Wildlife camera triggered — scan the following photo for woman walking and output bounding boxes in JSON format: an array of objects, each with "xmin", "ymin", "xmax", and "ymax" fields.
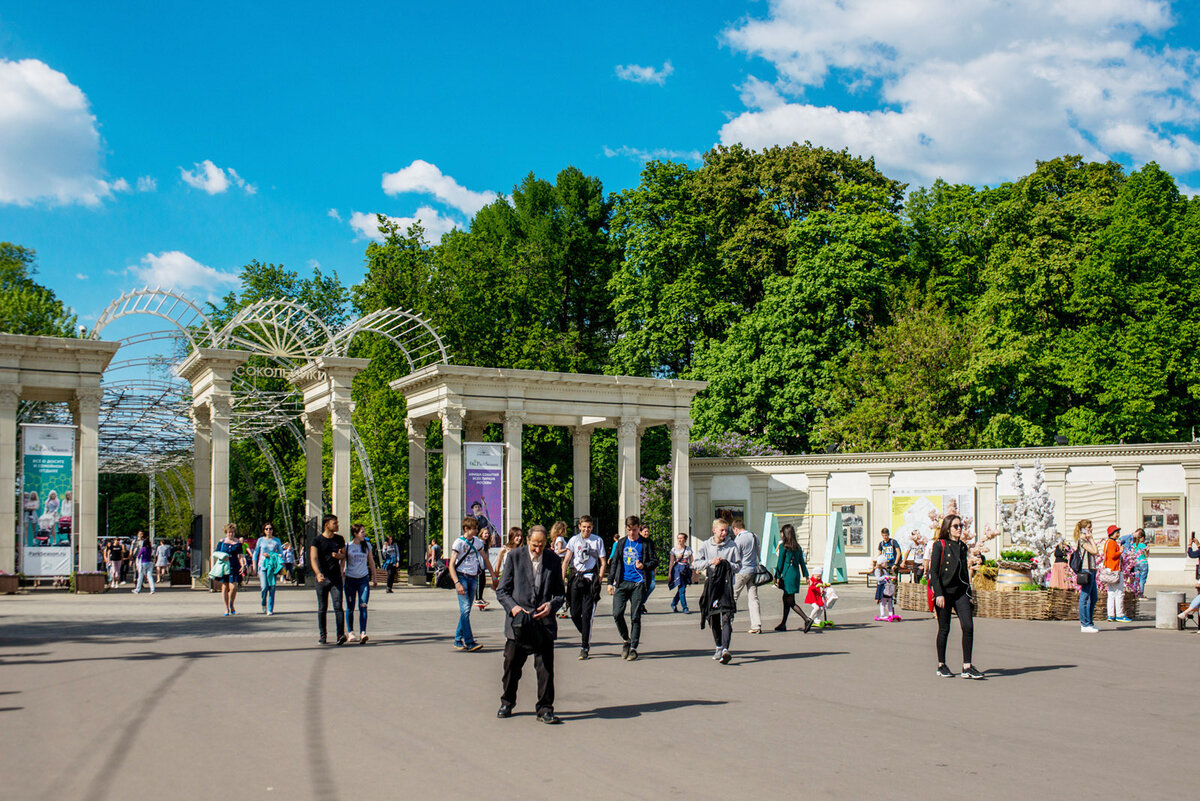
[
  {"xmin": 668, "ymin": 532, "xmax": 693, "ymax": 613},
  {"xmin": 343, "ymin": 524, "xmax": 376, "ymax": 643},
  {"xmin": 1073, "ymin": 519, "xmax": 1099, "ymax": 633},
  {"xmin": 551, "ymin": 521, "xmax": 571, "ymax": 617},
  {"xmin": 253, "ymin": 523, "xmax": 284, "ymax": 615},
  {"xmin": 1047, "ymin": 530, "xmax": 1071, "ymax": 589},
  {"xmin": 496, "ymin": 527, "xmax": 523, "ymax": 577},
  {"xmin": 1101, "ymin": 525, "xmax": 1130, "ymax": 622},
  {"xmin": 773, "ymin": 524, "xmax": 813, "ymax": 632},
  {"xmin": 930, "ymin": 514, "xmax": 983, "ymax": 678},
  {"xmin": 1128, "ymin": 529, "xmax": 1149, "ymax": 598},
  {"xmin": 104, "ymin": 537, "xmax": 124, "ymax": 588},
  {"xmin": 130, "ymin": 531, "xmax": 155, "ymax": 594},
  {"xmin": 215, "ymin": 523, "xmax": 247, "ymax": 616}
]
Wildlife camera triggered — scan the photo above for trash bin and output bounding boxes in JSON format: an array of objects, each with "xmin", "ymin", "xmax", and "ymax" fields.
[{"xmin": 1155, "ymin": 591, "xmax": 1185, "ymax": 629}]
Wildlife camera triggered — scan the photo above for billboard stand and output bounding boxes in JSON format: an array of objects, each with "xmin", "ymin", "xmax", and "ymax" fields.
[{"xmin": 19, "ymin": 424, "xmax": 77, "ymax": 577}]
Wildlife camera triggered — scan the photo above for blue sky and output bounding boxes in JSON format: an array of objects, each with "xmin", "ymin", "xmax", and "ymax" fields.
[{"xmin": 3, "ymin": 0, "xmax": 1200, "ymax": 325}]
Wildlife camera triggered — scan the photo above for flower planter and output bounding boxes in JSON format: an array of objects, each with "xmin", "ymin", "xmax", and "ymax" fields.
[
  {"xmin": 0, "ymin": 575, "xmax": 19, "ymax": 594},
  {"xmin": 995, "ymin": 564, "xmax": 1035, "ymax": 590},
  {"xmin": 74, "ymin": 572, "xmax": 106, "ymax": 594}
]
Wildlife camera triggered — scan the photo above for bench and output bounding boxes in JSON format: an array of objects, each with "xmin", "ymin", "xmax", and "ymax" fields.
[{"xmin": 859, "ymin": 566, "xmax": 914, "ymax": 587}]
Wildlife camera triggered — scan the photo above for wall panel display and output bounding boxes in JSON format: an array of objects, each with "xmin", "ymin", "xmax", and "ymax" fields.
[
  {"xmin": 1140, "ymin": 496, "xmax": 1183, "ymax": 550},
  {"xmin": 830, "ymin": 499, "xmax": 867, "ymax": 554},
  {"xmin": 712, "ymin": 500, "xmax": 746, "ymax": 526},
  {"xmin": 890, "ymin": 488, "xmax": 975, "ymax": 556}
]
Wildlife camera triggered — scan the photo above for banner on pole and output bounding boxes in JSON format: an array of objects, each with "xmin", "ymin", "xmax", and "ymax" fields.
[
  {"xmin": 463, "ymin": 443, "xmax": 504, "ymax": 552},
  {"xmin": 20, "ymin": 424, "xmax": 76, "ymax": 576}
]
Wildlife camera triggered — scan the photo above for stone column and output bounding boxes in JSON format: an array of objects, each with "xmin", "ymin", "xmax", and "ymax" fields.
[
  {"xmin": 572, "ymin": 426, "xmax": 591, "ymax": 522},
  {"xmin": 867, "ymin": 471, "xmax": 893, "ymax": 551},
  {"xmin": 806, "ymin": 471, "xmax": 830, "ymax": 558},
  {"xmin": 1184, "ymin": 462, "xmax": 1200, "ymax": 554},
  {"xmin": 1113, "ymin": 463, "xmax": 1141, "ymax": 535},
  {"xmin": 670, "ymin": 420, "xmax": 691, "ymax": 540},
  {"xmin": 503, "ymin": 412, "xmax": 525, "ymax": 534},
  {"xmin": 974, "ymin": 467, "xmax": 1000, "ymax": 556},
  {"xmin": 72, "ymin": 387, "xmax": 102, "ymax": 574},
  {"xmin": 407, "ymin": 418, "xmax": 427, "ymax": 522},
  {"xmin": 464, "ymin": 418, "xmax": 486, "ymax": 444},
  {"xmin": 1042, "ymin": 466, "xmax": 1068, "ymax": 530},
  {"xmin": 692, "ymin": 474, "xmax": 712, "ymax": 549},
  {"xmin": 210, "ymin": 392, "xmax": 234, "ymax": 552},
  {"xmin": 440, "ymin": 407, "xmax": 464, "ymax": 552},
  {"xmin": 748, "ymin": 473, "xmax": 769, "ymax": 540},
  {"xmin": 302, "ymin": 411, "xmax": 326, "ymax": 523},
  {"xmin": 193, "ymin": 404, "xmax": 211, "ymax": 575},
  {"xmin": 617, "ymin": 417, "xmax": 640, "ymax": 529},
  {"xmin": 0, "ymin": 388, "xmax": 19, "ymax": 573},
  {"xmin": 330, "ymin": 397, "xmax": 353, "ymax": 530}
]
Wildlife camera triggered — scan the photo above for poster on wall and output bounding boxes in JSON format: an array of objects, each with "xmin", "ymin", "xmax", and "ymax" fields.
[
  {"xmin": 830, "ymin": 500, "xmax": 867, "ymax": 554},
  {"xmin": 20, "ymin": 424, "xmax": 76, "ymax": 576},
  {"xmin": 463, "ymin": 443, "xmax": 504, "ymax": 553},
  {"xmin": 712, "ymin": 500, "xmax": 746, "ymax": 527},
  {"xmin": 890, "ymin": 488, "xmax": 975, "ymax": 557},
  {"xmin": 1141, "ymin": 496, "xmax": 1182, "ymax": 549}
]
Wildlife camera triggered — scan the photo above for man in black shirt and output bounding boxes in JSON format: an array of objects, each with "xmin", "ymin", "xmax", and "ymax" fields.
[{"xmin": 310, "ymin": 514, "xmax": 347, "ymax": 645}]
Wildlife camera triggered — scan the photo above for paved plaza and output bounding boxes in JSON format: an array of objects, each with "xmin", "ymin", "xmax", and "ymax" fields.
[{"xmin": 1, "ymin": 581, "xmax": 1194, "ymax": 800}]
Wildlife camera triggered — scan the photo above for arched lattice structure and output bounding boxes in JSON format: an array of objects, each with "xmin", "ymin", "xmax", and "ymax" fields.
[
  {"xmin": 91, "ymin": 288, "xmax": 216, "ymax": 350},
  {"xmin": 327, "ymin": 307, "xmax": 448, "ymax": 370},
  {"xmin": 216, "ymin": 299, "xmax": 335, "ymax": 367}
]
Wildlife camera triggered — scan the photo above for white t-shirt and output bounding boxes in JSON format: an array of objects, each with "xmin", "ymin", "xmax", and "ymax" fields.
[
  {"xmin": 451, "ymin": 536, "xmax": 487, "ymax": 577},
  {"xmin": 345, "ymin": 540, "xmax": 372, "ymax": 579},
  {"xmin": 923, "ymin": 540, "xmax": 935, "ymax": 562},
  {"xmin": 566, "ymin": 534, "xmax": 605, "ymax": 577}
]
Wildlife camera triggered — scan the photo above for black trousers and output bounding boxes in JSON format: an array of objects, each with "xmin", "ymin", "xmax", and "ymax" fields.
[
  {"xmin": 935, "ymin": 590, "xmax": 974, "ymax": 665},
  {"xmin": 501, "ymin": 638, "xmax": 555, "ymax": 714},
  {"xmin": 612, "ymin": 581, "xmax": 645, "ymax": 648},
  {"xmin": 568, "ymin": 574, "xmax": 599, "ymax": 648},
  {"xmin": 386, "ymin": 565, "xmax": 398, "ymax": 591},
  {"xmin": 709, "ymin": 611, "xmax": 733, "ymax": 649},
  {"xmin": 316, "ymin": 579, "xmax": 345, "ymax": 639}
]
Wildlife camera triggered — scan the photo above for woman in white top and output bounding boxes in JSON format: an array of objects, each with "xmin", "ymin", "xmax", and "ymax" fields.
[
  {"xmin": 343, "ymin": 524, "xmax": 376, "ymax": 643},
  {"xmin": 551, "ymin": 521, "xmax": 570, "ymax": 617}
]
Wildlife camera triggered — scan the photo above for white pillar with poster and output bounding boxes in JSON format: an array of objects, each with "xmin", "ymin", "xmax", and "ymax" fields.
[{"xmin": 19, "ymin": 423, "xmax": 76, "ymax": 576}]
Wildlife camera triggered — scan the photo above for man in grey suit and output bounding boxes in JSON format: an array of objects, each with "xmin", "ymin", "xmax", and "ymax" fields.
[{"xmin": 495, "ymin": 525, "xmax": 566, "ymax": 724}]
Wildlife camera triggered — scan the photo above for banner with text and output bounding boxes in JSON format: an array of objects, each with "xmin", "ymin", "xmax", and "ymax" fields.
[
  {"xmin": 21, "ymin": 424, "xmax": 76, "ymax": 576},
  {"xmin": 464, "ymin": 443, "xmax": 504, "ymax": 553}
]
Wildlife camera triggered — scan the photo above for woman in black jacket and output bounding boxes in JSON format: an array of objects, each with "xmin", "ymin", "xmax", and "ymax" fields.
[{"xmin": 930, "ymin": 514, "xmax": 984, "ymax": 679}]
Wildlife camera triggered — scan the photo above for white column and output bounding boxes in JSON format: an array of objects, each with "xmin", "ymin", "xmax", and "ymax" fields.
[
  {"xmin": 1113, "ymin": 464, "xmax": 1141, "ymax": 535},
  {"xmin": 692, "ymin": 474, "xmax": 712, "ymax": 550},
  {"xmin": 193, "ymin": 404, "xmax": 211, "ymax": 575},
  {"xmin": 73, "ymin": 387, "xmax": 102, "ymax": 574},
  {"xmin": 974, "ymin": 467, "xmax": 1000, "ymax": 554},
  {"xmin": 1042, "ymin": 466, "xmax": 1068, "ymax": 530},
  {"xmin": 0, "ymin": 388, "xmax": 19, "ymax": 573},
  {"xmin": 407, "ymin": 418, "xmax": 427, "ymax": 521},
  {"xmin": 670, "ymin": 420, "xmax": 690, "ymax": 540},
  {"xmin": 330, "ymin": 397, "xmax": 353, "ymax": 530},
  {"xmin": 464, "ymin": 418, "xmax": 486, "ymax": 444},
  {"xmin": 806, "ymin": 471, "xmax": 830, "ymax": 557},
  {"xmin": 572, "ymin": 426, "xmax": 591, "ymax": 522},
  {"xmin": 748, "ymin": 473, "xmax": 769, "ymax": 537},
  {"xmin": 210, "ymin": 392, "xmax": 233, "ymax": 550},
  {"xmin": 617, "ymin": 417, "xmax": 640, "ymax": 528},
  {"xmin": 504, "ymin": 412, "xmax": 525, "ymax": 533},
  {"xmin": 303, "ymin": 411, "xmax": 325, "ymax": 524},
  {"xmin": 868, "ymin": 470, "xmax": 892, "ymax": 551},
  {"xmin": 441, "ymin": 407, "xmax": 464, "ymax": 553}
]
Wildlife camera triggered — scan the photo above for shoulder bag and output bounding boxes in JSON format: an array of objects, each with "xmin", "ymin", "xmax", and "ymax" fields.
[
  {"xmin": 1070, "ymin": 546, "xmax": 1092, "ymax": 586},
  {"xmin": 434, "ymin": 539, "xmax": 474, "ymax": 590}
]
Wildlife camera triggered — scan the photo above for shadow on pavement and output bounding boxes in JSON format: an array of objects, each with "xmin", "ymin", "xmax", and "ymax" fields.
[
  {"xmin": 559, "ymin": 699, "xmax": 727, "ymax": 720},
  {"xmin": 734, "ymin": 650, "xmax": 848, "ymax": 664},
  {"xmin": 983, "ymin": 664, "xmax": 1077, "ymax": 677}
]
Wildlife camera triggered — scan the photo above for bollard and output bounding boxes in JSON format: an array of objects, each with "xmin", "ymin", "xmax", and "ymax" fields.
[{"xmin": 1155, "ymin": 591, "xmax": 1185, "ymax": 629}]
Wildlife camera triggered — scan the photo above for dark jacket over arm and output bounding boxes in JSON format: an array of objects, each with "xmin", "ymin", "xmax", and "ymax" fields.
[{"xmin": 496, "ymin": 548, "xmax": 566, "ymax": 641}]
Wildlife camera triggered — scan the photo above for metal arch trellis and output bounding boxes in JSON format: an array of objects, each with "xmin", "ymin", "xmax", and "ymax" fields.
[
  {"xmin": 251, "ymin": 433, "xmax": 296, "ymax": 545},
  {"xmin": 350, "ymin": 425, "xmax": 385, "ymax": 546},
  {"xmin": 216, "ymin": 299, "xmax": 336, "ymax": 368},
  {"xmin": 90, "ymin": 287, "xmax": 216, "ymax": 351}
]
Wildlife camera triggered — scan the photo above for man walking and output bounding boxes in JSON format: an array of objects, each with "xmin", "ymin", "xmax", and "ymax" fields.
[
  {"xmin": 496, "ymin": 525, "xmax": 565, "ymax": 724},
  {"xmin": 448, "ymin": 517, "xmax": 493, "ymax": 652},
  {"xmin": 695, "ymin": 518, "xmax": 742, "ymax": 664},
  {"xmin": 731, "ymin": 519, "xmax": 763, "ymax": 634},
  {"xmin": 606, "ymin": 515, "xmax": 656, "ymax": 661},
  {"xmin": 382, "ymin": 535, "xmax": 400, "ymax": 593},
  {"xmin": 310, "ymin": 514, "xmax": 347, "ymax": 645},
  {"xmin": 563, "ymin": 515, "xmax": 607, "ymax": 660}
]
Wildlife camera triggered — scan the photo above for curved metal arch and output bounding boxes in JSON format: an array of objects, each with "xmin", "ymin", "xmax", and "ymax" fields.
[
  {"xmin": 166, "ymin": 467, "xmax": 193, "ymax": 511},
  {"xmin": 251, "ymin": 433, "xmax": 296, "ymax": 544},
  {"xmin": 326, "ymin": 307, "xmax": 449, "ymax": 370},
  {"xmin": 90, "ymin": 287, "xmax": 216, "ymax": 350},
  {"xmin": 349, "ymin": 425, "xmax": 385, "ymax": 547},
  {"xmin": 216, "ymin": 299, "xmax": 336, "ymax": 368}
]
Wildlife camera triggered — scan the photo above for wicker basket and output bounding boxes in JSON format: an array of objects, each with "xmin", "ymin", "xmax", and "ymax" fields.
[
  {"xmin": 972, "ymin": 588, "xmax": 1052, "ymax": 619},
  {"xmin": 897, "ymin": 582, "xmax": 927, "ymax": 612},
  {"xmin": 1044, "ymin": 587, "xmax": 1139, "ymax": 620}
]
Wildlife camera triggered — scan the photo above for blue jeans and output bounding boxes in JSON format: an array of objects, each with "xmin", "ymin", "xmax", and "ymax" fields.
[
  {"xmin": 455, "ymin": 574, "xmax": 479, "ymax": 646},
  {"xmin": 672, "ymin": 584, "xmax": 689, "ymax": 611},
  {"xmin": 1134, "ymin": 563, "xmax": 1148, "ymax": 593},
  {"xmin": 1078, "ymin": 575, "xmax": 1098, "ymax": 626},
  {"xmin": 345, "ymin": 574, "xmax": 370, "ymax": 632},
  {"xmin": 259, "ymin": 574, "xmax": 276, "ymax": 613}
]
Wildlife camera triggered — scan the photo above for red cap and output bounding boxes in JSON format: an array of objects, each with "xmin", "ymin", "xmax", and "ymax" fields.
[{"xmin": 1106, "ymin": 525, "xmax": 1120, "ymax": 536}]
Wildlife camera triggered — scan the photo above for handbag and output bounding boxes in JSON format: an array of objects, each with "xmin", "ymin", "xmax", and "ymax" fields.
[
  {"xmin": 1070, "ymin": 546, "xmax": 1093, "ymax": 585},
  {"xmin": 926, "ymin": 582, "xmax": 935, "ymax": 612},
  {"xmin": 1098, "ymin": 567, "xmax": 1120, "ymax": 584},
  {"xmin": 434, "ymin": 539, "xmax": 474, "ymax": 590},
  {"xmin": 753, "ymin": 564, "xmax": 774, "ymax": 587}
]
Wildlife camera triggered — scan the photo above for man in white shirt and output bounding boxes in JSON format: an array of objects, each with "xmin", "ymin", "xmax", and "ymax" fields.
[
  {"xmin": 731, "ymin": 519, "xmax": 763, "ymax": 634},
  {"xmin": 562, "ymin": 515, "xmax": 607, "ymax": 660}
]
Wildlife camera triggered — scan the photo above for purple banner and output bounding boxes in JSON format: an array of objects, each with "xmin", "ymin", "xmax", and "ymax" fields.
[{"xmin": 464, "ymin": 443, "xmax": 504, "ymax": 548}]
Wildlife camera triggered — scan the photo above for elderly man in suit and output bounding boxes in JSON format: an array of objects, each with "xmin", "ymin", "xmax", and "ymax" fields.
[{"xmin": 495, "ymin": 524, "xmax": 566, "ymax": 724}]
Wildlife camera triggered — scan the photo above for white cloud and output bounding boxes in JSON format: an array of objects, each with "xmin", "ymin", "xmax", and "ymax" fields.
[
  {"xmin": 0, "ymin": 58, "xmax": 121, "ymax": 206},
  {"xmin": 179, "ymin": 159, "xmax": 256, "ymax": 194},
  {"xmin": 327, "ymin": 208, "xmax": 342, "ymax": 222},
  {"xmin": 603, "ymin": 145, "xmax": 703, "ymax": 163},
  {"xmin": 111, "ymin": 178, "xmax": 131, "ymax": 193},
  {"xmin": 381, "ymin": 160, "xmax": 496, "ymax": 216},
  {"xmin": 136, "ymin": 175, "xmax": 157, "ymax": 192},
  {"xmin": 615, "ymin": 60, "xmax": 675, "ymax": 85},
  {"xmin": 348, "ymin": 206, "xmax": 462, "ymax": 244},
  {"xmin": 75, "ymin": 272, "xmax": 88, "ymax": 280},
  {"xmin": 720, "ymin": 0, "xmax": 1200, "ymax": 185},
  {"xmin": 127, "ymin": 251, "xmax": 240, "ymax": 291}
]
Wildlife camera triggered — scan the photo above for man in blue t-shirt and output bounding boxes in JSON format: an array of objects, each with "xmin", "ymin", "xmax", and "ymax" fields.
[
  {"xmin": 878, "ymin": 528, "xmax": 901, "ymax": 577},
  {"xmin": 605, "ymin": 514, "xmax": 656, "ymax": 661}
]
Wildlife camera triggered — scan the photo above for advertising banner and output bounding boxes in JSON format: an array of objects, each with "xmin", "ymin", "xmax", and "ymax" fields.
[
  {"xmin": 463, "ymin": 443, "xmax": 504, "ymax": 552},
  {"xmin": 889, "ymin": 488, "xmax": 975, "ymax": 558},
  {"xmin": 20, "ymin": 424, "xmax": 76, "ymax": 576}
]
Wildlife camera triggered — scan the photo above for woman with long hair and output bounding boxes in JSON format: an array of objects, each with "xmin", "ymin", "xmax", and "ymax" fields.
[
  {"xmin": 930, "ymin": 514, "xmax": 983, "ymax": 678},
  {"xmin": 130, "ymin": 531, "xmax": 155, "ymax": 595},
  {"xmin": 1074, "ymin": 519, "xmax": 1099, "ymax": 632},
  {"xmin": 550, "ymin": 521, "xmax": 570, "ymax": 617},
  {"xmin": 497, "ymin": 527, "xmax": 523, "ymax": 577},
  {"xmin": 343, "ymin": 524, "xmax": 375, "ymax": 643},
  {"xmin": 214, "ymin": 523, "xmax": 246, "ymax": 616},
  {"xmin": 773, "ymin": 524, "xmax": 813, "ymax": 632},
  {"xmin": 1047, "ymin": 527, "xmax": 1071, "ymax": 589}
]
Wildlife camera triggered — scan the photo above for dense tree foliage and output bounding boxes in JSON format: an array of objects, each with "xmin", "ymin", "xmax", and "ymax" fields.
[{"xmin": 0, "ymin": 243, "xmax": 78, "ymax": 337}]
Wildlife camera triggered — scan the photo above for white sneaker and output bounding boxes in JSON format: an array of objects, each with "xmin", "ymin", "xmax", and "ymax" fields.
[
  {"xmin": 712, "ymin": 648, "xmax": 722, "ymax": 661},
  {"xmin": 348, "ymin": 632, "xmax": 360, "ymax": 643},
  {"xmin": 1080, "ymin": 625, "xmax": 1100, "ymax": 633}
]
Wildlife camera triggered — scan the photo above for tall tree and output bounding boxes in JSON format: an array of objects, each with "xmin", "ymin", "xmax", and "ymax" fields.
[{"xmin": 0, "ymin": 243, "xmax": 78, "ymax": 337}]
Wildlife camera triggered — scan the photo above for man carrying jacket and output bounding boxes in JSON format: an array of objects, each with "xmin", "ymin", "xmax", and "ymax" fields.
[
  {"xmin": 605, "ymin": 515, "xmax": 657, "ymax": 662},
  {"xmin": 694, "ymin": 518, "xmax": 742, "ymax": 664}
]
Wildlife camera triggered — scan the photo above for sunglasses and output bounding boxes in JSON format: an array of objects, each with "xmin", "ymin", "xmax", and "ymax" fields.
[{"xmin": 951, "ymin": 523, "xmax": 962, "ymax": 529}]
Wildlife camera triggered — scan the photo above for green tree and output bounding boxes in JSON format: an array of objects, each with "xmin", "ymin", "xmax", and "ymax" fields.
[
  {"xmin": 109, "ymin": 491, "xmax": 149, "ymax": 539},
  {"xmin": 0, "ymin": 243, "xmax": 78, "ymax": 337}
]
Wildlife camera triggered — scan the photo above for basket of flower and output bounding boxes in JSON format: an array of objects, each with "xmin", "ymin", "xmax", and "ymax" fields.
[{"xmin": 897, "ymin": 581, "xmax": 927, "ymax": 611}]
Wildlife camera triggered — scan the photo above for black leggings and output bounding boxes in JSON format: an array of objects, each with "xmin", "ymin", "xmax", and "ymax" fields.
[
  {"xmin": 935, "ymin": 590, "xmax": 974, "ymax": 665},
  {"xmin": 780, "ymin": 593, "xmax": 811, "ymax": 624}
]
